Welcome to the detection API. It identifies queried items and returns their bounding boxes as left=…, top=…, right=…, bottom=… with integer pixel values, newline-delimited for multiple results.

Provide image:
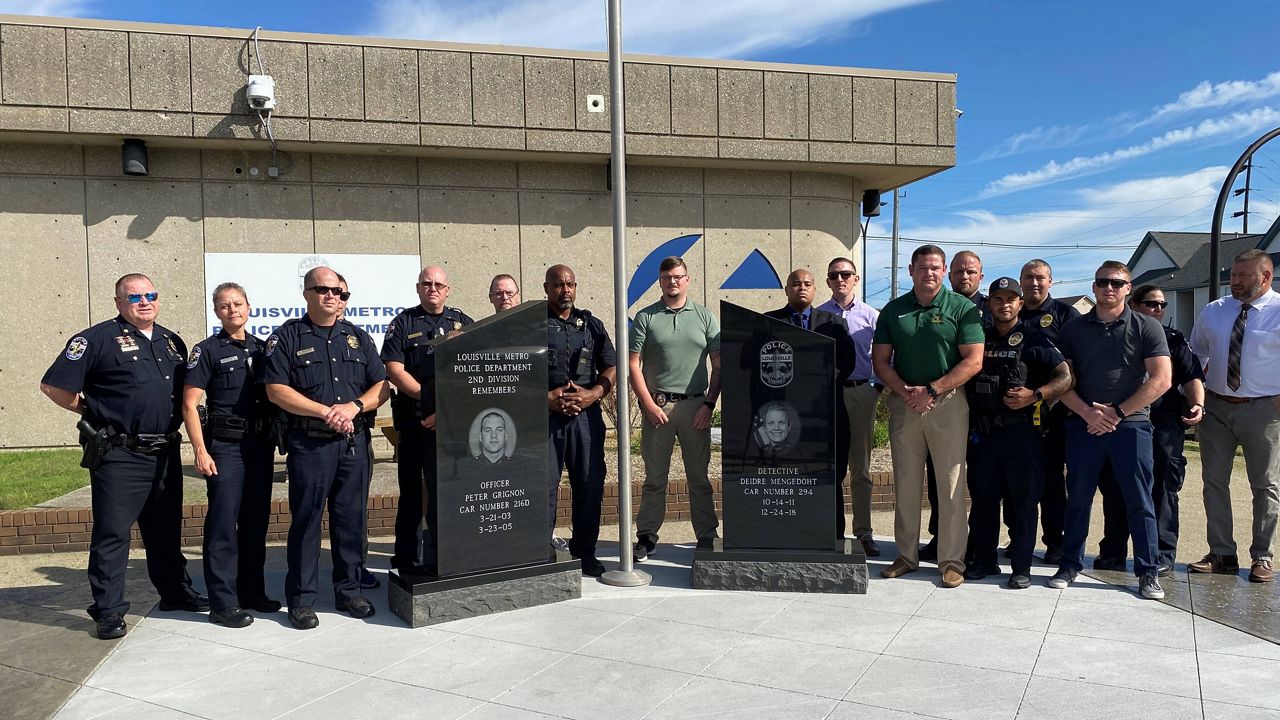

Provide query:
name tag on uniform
left=296, top=347, right=315, bottom=357
left=115, top=336, right=139, bottom=352
left=407, top=331, right=423, bottom=339
left=219, top=355, right=238, bottom=364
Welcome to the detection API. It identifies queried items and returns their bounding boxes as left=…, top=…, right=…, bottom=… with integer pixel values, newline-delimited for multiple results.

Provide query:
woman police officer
left=182, top=283, right=281, bottom=627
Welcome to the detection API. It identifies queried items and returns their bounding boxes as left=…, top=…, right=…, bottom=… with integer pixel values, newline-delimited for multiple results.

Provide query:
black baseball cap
left=988, top=277, right=1023, bottom=297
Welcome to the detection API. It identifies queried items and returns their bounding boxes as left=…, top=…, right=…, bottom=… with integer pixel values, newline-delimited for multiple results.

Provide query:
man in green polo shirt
left=630, top=256, right=722, bottom=562
left=872, top=244, right=984, bottom=587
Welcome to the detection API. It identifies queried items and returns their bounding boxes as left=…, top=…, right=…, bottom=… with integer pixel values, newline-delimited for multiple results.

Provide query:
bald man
left=381, top=266, right=474, bottom=571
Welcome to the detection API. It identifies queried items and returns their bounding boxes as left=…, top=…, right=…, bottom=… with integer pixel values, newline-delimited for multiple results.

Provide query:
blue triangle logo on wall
left=722, top=249, right=782, bottom=290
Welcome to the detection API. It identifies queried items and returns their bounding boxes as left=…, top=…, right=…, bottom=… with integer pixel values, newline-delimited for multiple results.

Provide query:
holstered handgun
left=271, top=414, right=290, bottom=456
left=77, top=418, right=109, bottom=470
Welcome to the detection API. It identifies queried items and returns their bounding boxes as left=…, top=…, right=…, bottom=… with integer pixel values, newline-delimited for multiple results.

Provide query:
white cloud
left=978, top=108, right=1280, bottom=199
left=1138, top=71, right=1280, bottom=127
left=865, top=167, right=1230, bottom=305
left=365, top=0, right=937, bottom=57
left=0, top=0, right=88, bottom=15
left=977, top=124, right=1091, bottom=161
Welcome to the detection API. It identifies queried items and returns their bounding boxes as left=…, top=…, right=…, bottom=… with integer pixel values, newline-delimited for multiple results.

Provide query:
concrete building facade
left=0, top=15, right=956, bottom=448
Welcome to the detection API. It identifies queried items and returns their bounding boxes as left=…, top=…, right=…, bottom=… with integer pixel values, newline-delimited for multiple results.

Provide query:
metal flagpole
left=601, top=0, right=650, bottom=588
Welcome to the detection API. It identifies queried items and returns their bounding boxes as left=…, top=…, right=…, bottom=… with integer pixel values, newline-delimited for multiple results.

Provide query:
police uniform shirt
left=971, top=321, right=1065, bottom=418
left=381, top=305, right=473, bottom=412
left=1150, top=326, right=1204, bottom=417
left=259, top=316, right=386, bottom=406
left=184, top=330, right=269, bottom=420
left=965, top=290, right=993, bottom=327
left=42, top=316, right=187, bottom=435
left=1019, top=295, right=1081, bottom=346
left=547, top=307, right=617, bottom=388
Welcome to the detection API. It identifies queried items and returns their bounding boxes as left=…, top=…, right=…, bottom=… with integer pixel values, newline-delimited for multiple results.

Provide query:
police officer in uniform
left=40, top=273, right=207, bottom=640
left=964, top=278, right=1072, bottom=588
left=1094, top=284, right=1205, bottom=574
left=1019, top=258, right=1082, bottom=563
left=382, top=265, right=473, bottom=571
left=262, top=267, right=388, bottom=629
left=545, top=264, right=617, bottom=577
left=182, top=282, right=281, bottom=628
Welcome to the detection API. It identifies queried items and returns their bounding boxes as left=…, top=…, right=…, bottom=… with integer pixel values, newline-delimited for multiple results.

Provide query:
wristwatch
left=1113, top=403, right=1127, bottom=420
left=925, top=384, right=938, bottom=398
left=1033, top=389, right=1044, bottom=402
left=352, top=398, right=365, bottom=412
left=703, top=400, right=716, bottom=411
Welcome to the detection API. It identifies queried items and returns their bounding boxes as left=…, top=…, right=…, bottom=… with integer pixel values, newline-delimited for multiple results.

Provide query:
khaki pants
left=844, top=383, right=880, bottom=538
left=635, top=396, right=719, bottom=542
left=1199, top=394, right=1280, bottom=561
left=887, top=389, right=969, bottom=574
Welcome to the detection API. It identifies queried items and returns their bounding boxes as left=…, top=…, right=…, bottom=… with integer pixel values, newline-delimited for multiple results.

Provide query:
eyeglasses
left=1093, top=278, right=1129, bottom=290
left=1138, top=300, right=1168, bottom=309
left=827, top=271, right=856, bottom=280
left=309, top=285, right=352, bottom=301
left=123, top=292, right=159, bottom=303
left=489, top=290, right=517, bottom=297
left=417, top=281, right=449, bottom=291
left=659, top=274, right=688, bottom=283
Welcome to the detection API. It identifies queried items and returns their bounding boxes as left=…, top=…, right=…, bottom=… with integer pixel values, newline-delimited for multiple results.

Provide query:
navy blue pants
left=1097, top=415, right=1185, bottom=566
left=87, top=445, right=193, bottom=619
left=202, top=436, right=274, bottom=610
left=548, top=407, right=606, bottom=558
left=1038, top=407, right=1068, bottom=549
left=392, top=424, right=437, bottom=569
left=967, top=421, right=1044, bottom=575
left=284, top=430, right=370, bottom=608
left=1062, top=420, right=1159, bottom=576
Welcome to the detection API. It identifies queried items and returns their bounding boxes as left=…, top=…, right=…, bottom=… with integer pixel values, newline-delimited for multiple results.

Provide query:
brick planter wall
left=0, top=471, right=898, bottom=554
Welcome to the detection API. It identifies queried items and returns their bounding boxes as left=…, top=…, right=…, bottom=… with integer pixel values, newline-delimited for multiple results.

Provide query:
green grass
left=0, top=449, right=89, bottom=510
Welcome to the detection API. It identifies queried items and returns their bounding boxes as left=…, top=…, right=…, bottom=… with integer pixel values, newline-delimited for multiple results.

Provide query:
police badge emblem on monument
left=760, top=340, right=794, bottom=388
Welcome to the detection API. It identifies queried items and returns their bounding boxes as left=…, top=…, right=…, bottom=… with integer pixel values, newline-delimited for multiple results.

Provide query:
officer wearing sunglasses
left=1091, top=284, right=1204, bottom=576
left=40, top=273, right=208, bottom=639
left=261, top=266, right=389, bottom=630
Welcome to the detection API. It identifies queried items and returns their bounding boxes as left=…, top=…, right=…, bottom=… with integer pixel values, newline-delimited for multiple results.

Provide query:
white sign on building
left=203, top=253, right=420, bottom=349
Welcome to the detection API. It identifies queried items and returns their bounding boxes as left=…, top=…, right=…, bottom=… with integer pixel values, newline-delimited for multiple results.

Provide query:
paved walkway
left=47, top=540, right=1280, bottom=720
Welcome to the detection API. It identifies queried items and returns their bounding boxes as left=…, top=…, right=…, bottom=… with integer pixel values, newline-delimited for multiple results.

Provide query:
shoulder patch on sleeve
left=265, top=335, right=280, bottom=357
left=65, top=336, right=88, bottom=361
left=186, top=346, right=203, bottom=369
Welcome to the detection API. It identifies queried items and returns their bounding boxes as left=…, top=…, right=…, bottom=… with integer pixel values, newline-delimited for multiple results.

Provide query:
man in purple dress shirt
left=817, top=257, right=883, bottom=556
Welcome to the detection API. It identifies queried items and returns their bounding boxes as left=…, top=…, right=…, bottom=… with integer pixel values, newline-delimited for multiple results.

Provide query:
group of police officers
left=41, top=244, right=1270, bottom=639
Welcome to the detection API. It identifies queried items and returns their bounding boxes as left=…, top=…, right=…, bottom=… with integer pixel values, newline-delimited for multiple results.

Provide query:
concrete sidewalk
left=25, top=537, right=1280, bottom=720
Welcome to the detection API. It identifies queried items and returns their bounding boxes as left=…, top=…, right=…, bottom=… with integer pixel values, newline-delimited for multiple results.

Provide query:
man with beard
left=489, top=274, right=521, bottom=314
left=1189, top=249, right=1279, bottom=583
left=630, top=256, right=721, bottom=562
left=545, top=265, right=618, bottom=577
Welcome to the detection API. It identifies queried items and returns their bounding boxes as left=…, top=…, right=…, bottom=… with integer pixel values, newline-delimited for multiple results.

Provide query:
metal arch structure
left=1209, top=125, right=1280, bottom=299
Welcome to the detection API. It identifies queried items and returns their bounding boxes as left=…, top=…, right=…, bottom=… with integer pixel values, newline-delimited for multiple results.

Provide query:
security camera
left=246, top=74, right=276, bottom=111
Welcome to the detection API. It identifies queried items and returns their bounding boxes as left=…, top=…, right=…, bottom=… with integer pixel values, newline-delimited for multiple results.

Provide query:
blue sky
left=8, top=0, right=1280, bottom=306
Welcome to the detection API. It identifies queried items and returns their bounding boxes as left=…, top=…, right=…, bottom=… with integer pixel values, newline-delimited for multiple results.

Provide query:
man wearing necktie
left=1189, top=249, right=1280, bottom=583
left=765, top=269, right=856, bottom=539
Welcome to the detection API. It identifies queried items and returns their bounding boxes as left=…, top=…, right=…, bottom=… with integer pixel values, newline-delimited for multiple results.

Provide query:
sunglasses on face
left=309, top=285, right=352, bottom=301
left=1138, top=300, right=1168, bottom=309
left=1094, top=278, right=1129, bottom=290
left=123, top=292, right=159, bottom=303
left=827, top=271, right=856, bottom=280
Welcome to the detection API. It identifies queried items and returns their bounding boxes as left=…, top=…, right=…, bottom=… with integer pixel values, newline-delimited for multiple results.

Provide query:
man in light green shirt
left=629, top=256, right=722, bottom=561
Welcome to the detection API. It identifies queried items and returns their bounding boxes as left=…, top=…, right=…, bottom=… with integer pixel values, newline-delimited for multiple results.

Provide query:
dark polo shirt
left=1059, top=306, right=1169, bottom=422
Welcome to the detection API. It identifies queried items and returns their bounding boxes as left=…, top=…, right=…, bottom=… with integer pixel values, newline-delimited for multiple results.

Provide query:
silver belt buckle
left=652, top=392, right=668, bottom=408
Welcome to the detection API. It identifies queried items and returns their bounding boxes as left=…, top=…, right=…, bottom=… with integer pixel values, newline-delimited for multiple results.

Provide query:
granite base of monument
left=691, top=540, right=869, bottom=594
left=388, top=556, right=581, bottom=628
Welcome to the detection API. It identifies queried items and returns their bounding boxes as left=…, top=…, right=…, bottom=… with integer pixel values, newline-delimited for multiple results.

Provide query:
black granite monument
left=389, top=301, right=581, bottom=626
left=692, top=302, right=867, bottom=593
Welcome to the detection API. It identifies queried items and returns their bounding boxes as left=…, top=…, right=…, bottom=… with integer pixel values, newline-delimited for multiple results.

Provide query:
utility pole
left=890, top=189, right=902, bottom=299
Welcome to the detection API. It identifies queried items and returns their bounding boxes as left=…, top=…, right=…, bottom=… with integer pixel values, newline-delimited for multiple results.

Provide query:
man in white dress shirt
left=1189, top=248, right=1279, bottom=583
